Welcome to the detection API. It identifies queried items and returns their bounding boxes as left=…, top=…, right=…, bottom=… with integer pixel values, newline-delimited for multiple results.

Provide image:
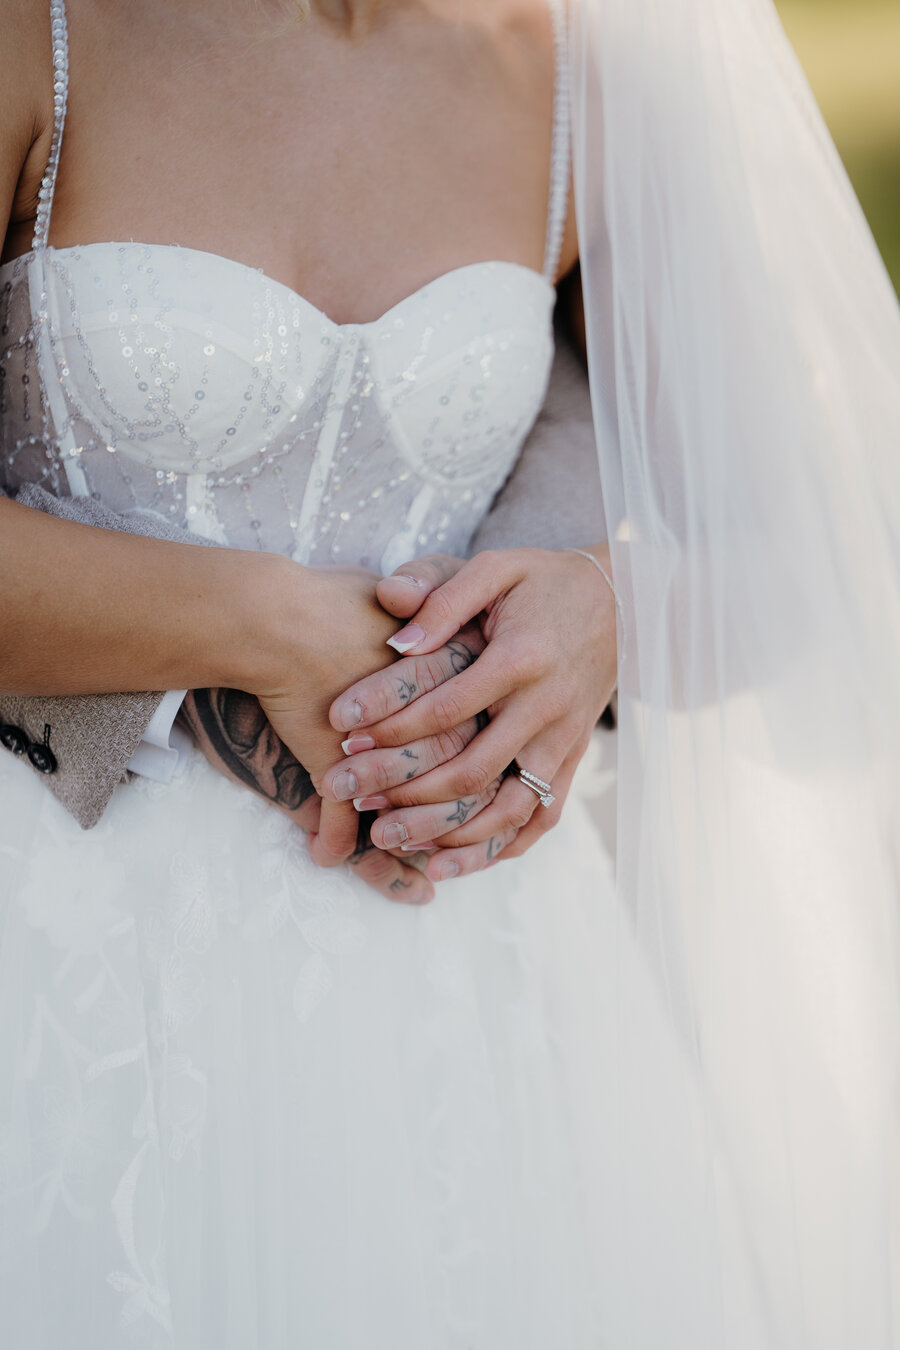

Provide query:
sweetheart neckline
left=0, top=241, right=556, bottom=332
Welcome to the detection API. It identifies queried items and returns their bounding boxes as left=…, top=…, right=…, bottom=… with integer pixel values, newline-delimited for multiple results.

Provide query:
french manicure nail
left=382, top=822, right=409, bottom=848
left=332, top=770, right=359, bottom=801
left=353, top=795, right=390, bottom=812
left=341, top=734, right=376, bottom=755
left=335, top=698, right=363, bottom=728
left=386, top=623, right=426, bottom=654
left=436, top=859, right=460, bottom=881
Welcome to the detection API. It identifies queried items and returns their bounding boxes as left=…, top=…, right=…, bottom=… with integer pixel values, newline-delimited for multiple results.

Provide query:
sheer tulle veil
left=571, top=0, right=900, bottom=1342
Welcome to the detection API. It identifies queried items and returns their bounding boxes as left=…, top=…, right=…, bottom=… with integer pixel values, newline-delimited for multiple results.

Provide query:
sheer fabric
left=573, top=0, right=900, bottom=1342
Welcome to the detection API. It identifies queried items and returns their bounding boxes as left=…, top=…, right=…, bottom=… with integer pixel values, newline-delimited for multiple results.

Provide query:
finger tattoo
left=396, top=675, right=418, bottom=705
left=446, top=797, right=478, bottom=826
left=400, top=747, right=419, bottom=779
left=486, top=833, right=504, bottom=862
left=446, top=640, right=478, bottom=675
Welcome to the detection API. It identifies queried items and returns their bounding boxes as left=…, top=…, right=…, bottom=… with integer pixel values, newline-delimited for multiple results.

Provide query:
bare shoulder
left=0, top=0, right=55, bottom=256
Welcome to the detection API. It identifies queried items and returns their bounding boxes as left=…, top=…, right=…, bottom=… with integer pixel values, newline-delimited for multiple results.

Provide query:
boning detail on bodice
left=0, top=0, right=569, bottom=571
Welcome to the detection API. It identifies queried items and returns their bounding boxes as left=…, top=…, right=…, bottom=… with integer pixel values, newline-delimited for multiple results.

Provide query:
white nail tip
left=341, top=740, right=354, bottom=755
left=352, top=798, right=366, bottom=811
left=386, top=637, right=420, bottom=653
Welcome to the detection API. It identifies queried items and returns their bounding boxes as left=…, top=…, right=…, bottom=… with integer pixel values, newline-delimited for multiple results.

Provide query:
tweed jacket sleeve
left=472, top=333, right=603, bottom=552
left=0, top=335, right=601, bottom=830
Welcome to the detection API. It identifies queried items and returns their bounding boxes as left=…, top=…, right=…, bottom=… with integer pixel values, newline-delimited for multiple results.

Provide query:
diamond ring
left=517, top=767, right=556, bottom=809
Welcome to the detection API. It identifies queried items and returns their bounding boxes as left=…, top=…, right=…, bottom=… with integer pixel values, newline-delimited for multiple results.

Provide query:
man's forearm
left=178, top=688, right=317, bottom=815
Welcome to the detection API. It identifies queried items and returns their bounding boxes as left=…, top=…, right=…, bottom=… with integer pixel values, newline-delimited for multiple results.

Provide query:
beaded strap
left=542, top=0, right=571, bottom=282
left=34, top=1, right=564, bottom=272
left=32, top=0, right=70, bottom=252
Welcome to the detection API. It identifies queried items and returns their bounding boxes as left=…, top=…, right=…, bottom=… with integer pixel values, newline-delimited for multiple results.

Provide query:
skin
left=1, top=0, right=610, bottom=897
left=2, top=0, right=577, bottom=307
left=175, top=618, right=493, bottom=898
left=324, top=545, right=618, bottom=883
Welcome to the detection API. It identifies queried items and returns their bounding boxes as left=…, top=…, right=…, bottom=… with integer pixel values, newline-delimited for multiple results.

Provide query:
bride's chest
left=0, top=243, right=555, bottom=563
left=45, top=5, right=555, bottom=327
left=3, top=242, right=553, bottom=470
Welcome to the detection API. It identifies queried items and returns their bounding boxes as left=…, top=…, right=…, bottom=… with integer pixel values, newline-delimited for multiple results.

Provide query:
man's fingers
left=310, top=799, right=362, bottom=866
left=330, top=624, right=485, bottom=734
left=347, top=840, right=435, bottom=905
left=368, top=776, right=503, bottom=852
left=333, top=641, right=522, bottom=746
left=358, top=707, right=547, bottom=811
left=419, top=742, right=578, bottom=882
left=323, top=717, right=483, bottom=804
left=428, top=744, right=575, bottom=851
left=375, top=554, right=466, bottom=619
left=308, top=811, right=434, bottom=903
left=452, top=746, right=584, bottom=866
left=424, top=826, right=521, bottom=883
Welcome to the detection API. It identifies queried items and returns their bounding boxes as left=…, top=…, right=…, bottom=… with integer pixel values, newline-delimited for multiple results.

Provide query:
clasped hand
left=322, top=545, right=618, bottom=891
left=181, top=547, right=617, bottom=905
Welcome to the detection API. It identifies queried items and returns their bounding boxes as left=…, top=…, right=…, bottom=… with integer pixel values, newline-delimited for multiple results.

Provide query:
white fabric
left=0, top=226, right=620, bottom=1340
left=0, top=735, right=617, bottom=1349
left=126, top=689, right=190, bottom=782
left=4, top=0, right=896, bottom=1341
left=0, top=4, right=628, bottom=1346
left=0, top=244, right=557, bottom=566
left=573, top=0, right=900, bottom=1344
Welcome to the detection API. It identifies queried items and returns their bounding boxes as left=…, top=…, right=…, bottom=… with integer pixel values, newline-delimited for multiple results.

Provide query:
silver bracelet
left=567, top=548, right=625, bottom=656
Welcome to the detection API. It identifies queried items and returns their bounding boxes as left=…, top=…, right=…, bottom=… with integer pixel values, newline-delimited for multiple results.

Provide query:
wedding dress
left=0, top=2, right=620, bottom=1346
left=5, top=0, right=900, bottom=1343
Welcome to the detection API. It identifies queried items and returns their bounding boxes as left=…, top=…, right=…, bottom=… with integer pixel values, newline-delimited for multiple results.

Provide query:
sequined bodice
left=0, top=0, right=569, bottom=572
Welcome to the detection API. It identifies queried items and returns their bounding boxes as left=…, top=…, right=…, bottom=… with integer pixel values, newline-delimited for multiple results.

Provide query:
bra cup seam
left=364, top=319, right=553, bottom=487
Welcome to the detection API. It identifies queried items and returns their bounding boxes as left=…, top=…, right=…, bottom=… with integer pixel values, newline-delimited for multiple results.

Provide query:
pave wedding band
left=517, top=767, right=556, bottom=809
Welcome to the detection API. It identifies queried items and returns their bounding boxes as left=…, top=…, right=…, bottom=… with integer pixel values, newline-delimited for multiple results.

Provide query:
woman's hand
left=244, top=562, right=425, bottom=872
left=325, top=547, right=618, bottom=884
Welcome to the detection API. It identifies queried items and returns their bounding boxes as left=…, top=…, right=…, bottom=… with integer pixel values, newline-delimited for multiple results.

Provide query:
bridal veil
left=572, top=0, right=900, bottom=1342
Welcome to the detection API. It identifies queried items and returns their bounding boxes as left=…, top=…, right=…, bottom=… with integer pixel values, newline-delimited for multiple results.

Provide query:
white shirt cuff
left=127, top=689, right=191, bottom=783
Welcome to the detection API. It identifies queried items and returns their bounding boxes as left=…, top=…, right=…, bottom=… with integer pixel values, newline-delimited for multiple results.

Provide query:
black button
left=27, top=741, right=58, bottom=775
left=0, top=723, right=29, bottom=756
left=26, top=723, right=57, bottom=775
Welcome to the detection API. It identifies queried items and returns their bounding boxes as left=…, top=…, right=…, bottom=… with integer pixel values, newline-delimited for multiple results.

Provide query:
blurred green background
left=776, top=0, right=900, bottom=292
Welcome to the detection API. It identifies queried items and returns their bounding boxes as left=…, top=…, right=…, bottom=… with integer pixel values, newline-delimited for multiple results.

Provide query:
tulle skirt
left=0, top=738, right=619, bottom=1349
